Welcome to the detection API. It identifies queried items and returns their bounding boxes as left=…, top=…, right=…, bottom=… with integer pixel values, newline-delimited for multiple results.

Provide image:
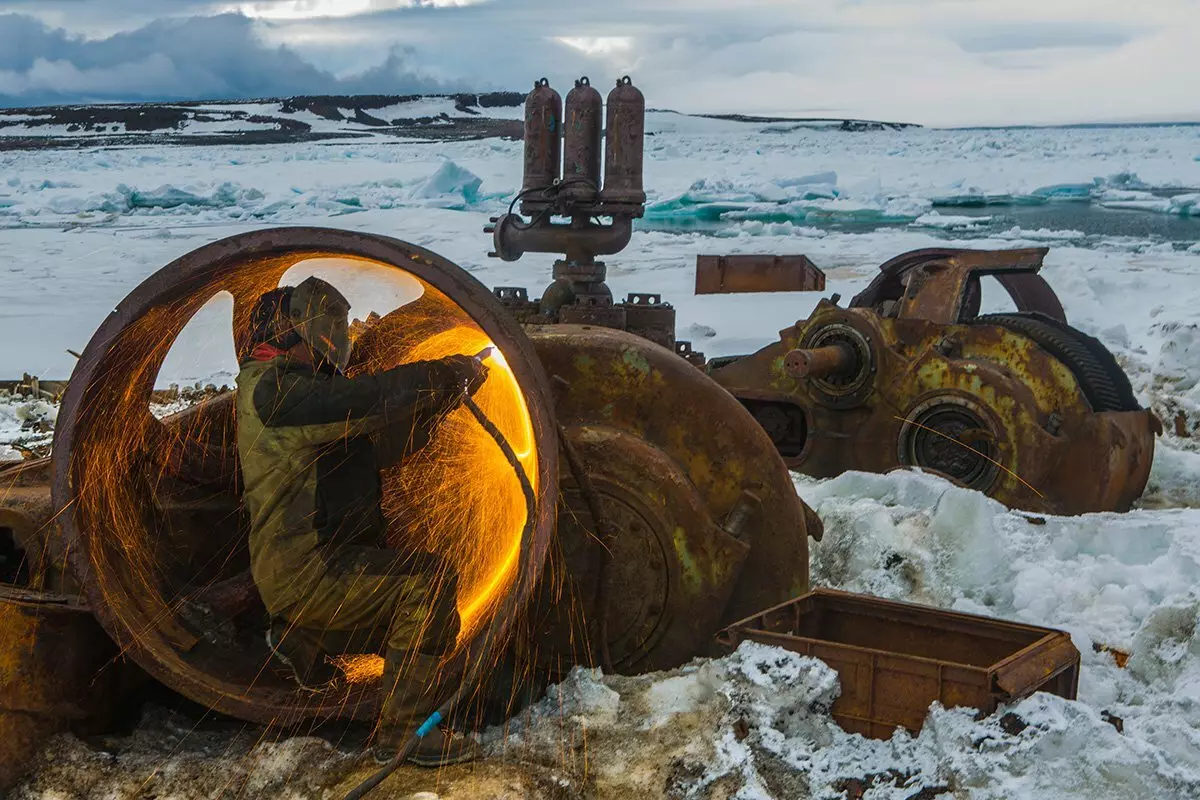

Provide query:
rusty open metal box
left=715, top=588, right=1080, bottom=739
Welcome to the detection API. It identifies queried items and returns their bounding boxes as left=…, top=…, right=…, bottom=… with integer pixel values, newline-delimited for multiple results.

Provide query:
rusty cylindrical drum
left=51, top=227, right=560, bottom=726
left=511, top=326, right=813, bottom=680
left=562, top=76, right=603, bottom=206
left=520, top=77, right=562, bottom=215
left=0, top=586, right=123, bottom=792
left=600, top=76, right=647, bottom=207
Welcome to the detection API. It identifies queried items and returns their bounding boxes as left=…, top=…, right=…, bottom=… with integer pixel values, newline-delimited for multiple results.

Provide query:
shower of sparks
left=67, top=251, right=539, bottom=717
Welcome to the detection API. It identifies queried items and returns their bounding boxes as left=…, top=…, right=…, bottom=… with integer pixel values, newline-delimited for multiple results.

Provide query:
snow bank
left=0, top=393, right=56, bottom=460
left=489, top=626, right=1200, bottom=799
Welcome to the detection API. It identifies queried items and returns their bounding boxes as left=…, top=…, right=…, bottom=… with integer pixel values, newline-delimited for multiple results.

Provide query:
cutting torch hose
left=342, top=391, right=536, bottom=800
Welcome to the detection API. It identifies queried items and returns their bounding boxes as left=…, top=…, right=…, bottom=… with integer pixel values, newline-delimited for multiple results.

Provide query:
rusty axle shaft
left=784, top=343, right=858, bottom=379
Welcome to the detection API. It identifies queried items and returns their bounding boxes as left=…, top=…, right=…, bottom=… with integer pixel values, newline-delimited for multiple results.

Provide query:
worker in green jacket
left=235, top=276, right=487, bottom=766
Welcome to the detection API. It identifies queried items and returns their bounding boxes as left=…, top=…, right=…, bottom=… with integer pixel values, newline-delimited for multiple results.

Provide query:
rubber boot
left=265, top=618, right=339, bottom=691
left=371, top=651, right=477, bottom=767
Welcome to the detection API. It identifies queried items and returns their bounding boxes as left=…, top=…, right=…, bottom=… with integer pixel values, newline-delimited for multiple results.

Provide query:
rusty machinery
left=0, top=457, right=132, bottom=791
left=704, top=247, right=1158, bottom=515
left=486, top=77, right=1155, bottom=515
left=483, top=76, right=707, bottom=364
left=0, top=71, right=1154, bottom=786
left=0, top=219, right=814, bottom=766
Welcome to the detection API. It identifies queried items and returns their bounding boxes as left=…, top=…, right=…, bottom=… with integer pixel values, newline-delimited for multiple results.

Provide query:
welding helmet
left=287, top=276, right=352, bottom=373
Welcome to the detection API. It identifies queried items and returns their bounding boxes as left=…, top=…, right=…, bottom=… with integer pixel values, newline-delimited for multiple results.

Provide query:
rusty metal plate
left=695, top=254, right=826, bottom=295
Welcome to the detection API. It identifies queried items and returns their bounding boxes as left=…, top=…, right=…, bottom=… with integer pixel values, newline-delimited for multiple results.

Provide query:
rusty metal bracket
left=850, top=247, right=1065, bottom=324
left=897, top=249, right=1049, bottom=324
left=696, top=254, right=826, bottom=295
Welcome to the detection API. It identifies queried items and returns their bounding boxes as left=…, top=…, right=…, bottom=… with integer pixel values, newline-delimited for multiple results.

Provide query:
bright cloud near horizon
left=0, top=0, right=1196, bottom=126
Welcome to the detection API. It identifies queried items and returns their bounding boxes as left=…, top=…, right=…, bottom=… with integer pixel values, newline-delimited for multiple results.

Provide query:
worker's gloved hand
left=437, top=354, right=489, bottom=398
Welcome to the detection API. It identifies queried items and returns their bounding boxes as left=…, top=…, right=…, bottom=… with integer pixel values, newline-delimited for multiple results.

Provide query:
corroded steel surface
left=49, top=227, right=561, bottom=726
left=715, top=588, right=1080, bottom=740
left=695, top=254, right=826, bottom=295
left=850, top=246, right=1066, bottom=323
left=561, top=77, right=603, bottom=205
left=0, top=586, right=123, bottom=791
left=600, top=77, right=647, bottom=208
left=711, top=291, right=1155, bottom=514
left=0, top=459, right=70, bottom=593
left=520, top=77, right=562, bottom=215
left=523, top=326, right=815, bottom=676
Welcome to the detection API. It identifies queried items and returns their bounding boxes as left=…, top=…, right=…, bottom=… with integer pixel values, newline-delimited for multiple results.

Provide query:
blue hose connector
left=416, top=711, right=443, bottom=738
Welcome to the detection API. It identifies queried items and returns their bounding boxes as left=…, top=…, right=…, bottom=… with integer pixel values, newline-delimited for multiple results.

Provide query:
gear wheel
left=973, top=312, right=1139, bottom=414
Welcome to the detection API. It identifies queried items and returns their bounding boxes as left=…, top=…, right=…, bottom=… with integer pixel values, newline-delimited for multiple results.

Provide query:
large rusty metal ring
left=51, top=227, right=559, bottom=725
left=897, top=394, right=1002, bottom=492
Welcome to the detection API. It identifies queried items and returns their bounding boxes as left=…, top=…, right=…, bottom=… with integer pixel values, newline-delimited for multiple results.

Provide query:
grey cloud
left=0, top=12, right=450, bottom=107
left=953, top=21, right=1139, bottom=54
left=0, top=1, right=1194, bottom=125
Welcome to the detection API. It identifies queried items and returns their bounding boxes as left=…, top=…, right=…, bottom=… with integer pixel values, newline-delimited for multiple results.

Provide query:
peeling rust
left=695, top=254, right=826, bottom=295
left=716, top=588, right=1080, bottom=740
left=0, top=586, right=128, bottom=792
left=711, top=247, right=1155, bottom=515
left=522, top=325, right=814, bottom=676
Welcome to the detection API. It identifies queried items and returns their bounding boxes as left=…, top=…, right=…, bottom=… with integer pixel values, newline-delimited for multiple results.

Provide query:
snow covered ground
left=4, top=116, right=1200, bottom=798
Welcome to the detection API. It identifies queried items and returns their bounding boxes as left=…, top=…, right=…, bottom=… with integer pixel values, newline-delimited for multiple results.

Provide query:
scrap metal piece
left=600, top=77, right=647, bottom=208
left=715, top=588, right=1080, bottom=740
left=784, top=343, right=856, bottom=380
left=695, top=254, right=826, bottom=295
left=520, top=78, right=562, bottom=216
left=0, top=586, right=126, bottom=792
left=561, top=77, right=603, bottom=206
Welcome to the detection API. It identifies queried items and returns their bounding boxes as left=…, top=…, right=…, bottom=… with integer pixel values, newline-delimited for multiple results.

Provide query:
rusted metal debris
left=708, top=247, right=1156, bottom=515
left=850, top=247, right=1067, bottom=323
left=695, top=254, right=826, bottom=295
left=0, top=577, right=133, bottom=791
left=0, top=222, right=818, bottom=736
left=716, top=588, right=1080, bottom=740
left=482, top=77, right=709, bottom=360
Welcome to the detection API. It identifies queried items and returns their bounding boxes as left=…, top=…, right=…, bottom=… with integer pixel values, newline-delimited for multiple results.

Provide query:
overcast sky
left=0, top=0, right=1195, bottom=126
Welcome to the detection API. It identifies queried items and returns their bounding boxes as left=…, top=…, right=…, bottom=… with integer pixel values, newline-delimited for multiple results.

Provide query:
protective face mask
left=290, top=276, right=353, bottom=373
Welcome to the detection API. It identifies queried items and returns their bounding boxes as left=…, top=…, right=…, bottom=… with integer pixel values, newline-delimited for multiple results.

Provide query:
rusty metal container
left=600, top=76, right=646, bottom=208
left=716, top=588, right=1080, bottom=739
left=0, top=586, right=124, bottom=791
left=562, top=77, right=602, bottom=206
left=521, top=77, right=562, bottom=215
left=695, top=254, right=826, bottom=295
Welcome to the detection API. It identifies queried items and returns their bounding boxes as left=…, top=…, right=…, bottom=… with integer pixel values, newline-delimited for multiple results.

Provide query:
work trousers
left=275, top=545, right=461, bottom=731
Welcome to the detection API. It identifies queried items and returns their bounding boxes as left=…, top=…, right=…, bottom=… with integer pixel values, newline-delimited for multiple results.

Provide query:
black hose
left=342, top=393, right=537, bottom=800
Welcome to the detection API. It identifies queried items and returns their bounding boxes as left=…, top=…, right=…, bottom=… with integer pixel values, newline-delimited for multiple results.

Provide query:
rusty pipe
left=784, top=343, right=857, bottom=379
left=488, top=214, right=633, bottom=263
